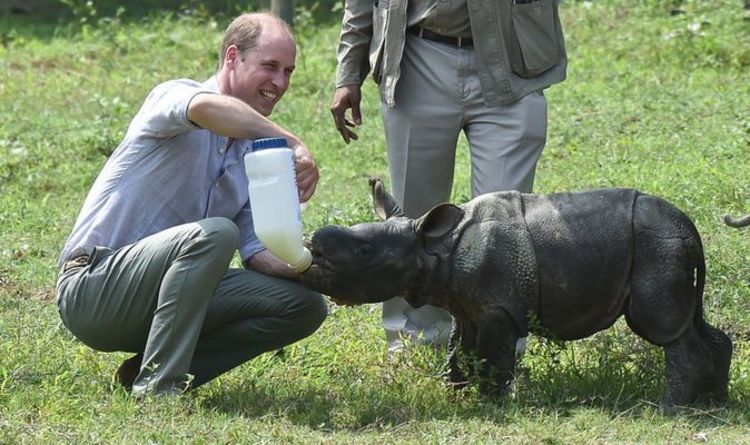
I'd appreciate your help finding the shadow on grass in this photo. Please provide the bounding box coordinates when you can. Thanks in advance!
[197,332,750,432]
[198,378,749,433]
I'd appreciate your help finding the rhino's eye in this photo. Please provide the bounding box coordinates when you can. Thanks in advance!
[352,244,373,258]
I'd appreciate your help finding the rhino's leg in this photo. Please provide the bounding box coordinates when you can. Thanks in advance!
[628,196,732,406]
[689,321,731,402]
[627,260,730,407]
[625,258,697,407]
[661,322,732,408]
[475,309,518,398]
[443,317,476,388]
[696,322,732,401]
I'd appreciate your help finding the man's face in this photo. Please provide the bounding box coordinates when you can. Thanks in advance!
[229,25,296,116]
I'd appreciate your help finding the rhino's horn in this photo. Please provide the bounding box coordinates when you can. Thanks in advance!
[370,177,404,220]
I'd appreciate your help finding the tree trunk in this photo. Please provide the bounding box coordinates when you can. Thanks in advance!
[271,0,295,28]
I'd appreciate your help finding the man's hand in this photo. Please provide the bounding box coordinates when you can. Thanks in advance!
[247,250,300,279]
[330,85,362,143]
[292,144,319,203]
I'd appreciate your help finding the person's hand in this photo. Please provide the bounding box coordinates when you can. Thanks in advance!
[247,250,300,279]
[330,85,362,143]
[292,144,319,203]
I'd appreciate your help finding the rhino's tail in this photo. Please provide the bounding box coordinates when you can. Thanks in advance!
[686,218,710,331]
[693,245,707,330]
[689,219,732,359]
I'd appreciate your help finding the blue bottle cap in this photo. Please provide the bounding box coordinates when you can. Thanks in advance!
[252,137,288,151]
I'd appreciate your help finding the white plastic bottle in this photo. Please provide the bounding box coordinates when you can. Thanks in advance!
[244,137,312,273]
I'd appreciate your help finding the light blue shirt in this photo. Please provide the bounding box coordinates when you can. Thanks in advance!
[59,77,264,266]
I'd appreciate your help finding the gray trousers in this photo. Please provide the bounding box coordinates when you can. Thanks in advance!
[380,34,547,351]
[56,217,327,396]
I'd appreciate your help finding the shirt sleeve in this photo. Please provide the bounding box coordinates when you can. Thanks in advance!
[335,0,376,88]
[234,202,266,264]
[128,79,215,138]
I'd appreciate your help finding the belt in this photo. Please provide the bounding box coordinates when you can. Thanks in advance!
[63,255,90,272]
[408,26,473,48]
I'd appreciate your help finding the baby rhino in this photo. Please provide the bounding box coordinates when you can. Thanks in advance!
[302,179,732,407]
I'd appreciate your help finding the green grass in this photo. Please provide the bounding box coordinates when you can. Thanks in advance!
[2,0,750,443]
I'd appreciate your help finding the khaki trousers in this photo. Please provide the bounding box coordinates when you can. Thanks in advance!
[57,217,327,395]
[380,34,547,351]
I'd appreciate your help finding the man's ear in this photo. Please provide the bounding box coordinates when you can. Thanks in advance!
[370,177,403,221]
[416,203,464,252]
[224,45,239,69]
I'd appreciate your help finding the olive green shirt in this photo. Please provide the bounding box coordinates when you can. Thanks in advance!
[418,0,472,39]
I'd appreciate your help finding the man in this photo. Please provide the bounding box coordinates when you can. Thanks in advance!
[56,12,327,397]
[330,0,567,353]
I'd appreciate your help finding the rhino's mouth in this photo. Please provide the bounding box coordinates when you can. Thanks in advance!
[303,263,362,306]
[309,252,335,272]
[308,243,350,273]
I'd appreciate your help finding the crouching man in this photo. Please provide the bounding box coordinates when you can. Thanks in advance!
[56,12,327,397]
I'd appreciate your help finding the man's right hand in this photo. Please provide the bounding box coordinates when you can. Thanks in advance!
[330,85,362,143]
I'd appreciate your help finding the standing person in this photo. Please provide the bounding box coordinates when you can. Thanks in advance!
[56,12,328,397]
[330,0,567,353]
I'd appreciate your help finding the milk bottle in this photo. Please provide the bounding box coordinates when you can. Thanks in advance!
[244,137,312,273]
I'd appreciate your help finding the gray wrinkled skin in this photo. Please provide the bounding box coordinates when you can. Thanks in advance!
[302,179,732,407]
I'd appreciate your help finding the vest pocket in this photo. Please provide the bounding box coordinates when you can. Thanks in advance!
[509,0,560,78]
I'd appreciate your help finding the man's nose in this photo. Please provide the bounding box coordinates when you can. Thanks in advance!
[272,71,290,92]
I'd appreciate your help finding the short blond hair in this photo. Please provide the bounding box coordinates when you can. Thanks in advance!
[218,12,294,68]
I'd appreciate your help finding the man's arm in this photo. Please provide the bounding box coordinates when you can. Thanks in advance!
[335,0,376,88]
[331,0,375,143]
[187,92,292,141]
[187,93,318,201]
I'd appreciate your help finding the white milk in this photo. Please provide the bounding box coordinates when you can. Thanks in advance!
[244,137,312,273]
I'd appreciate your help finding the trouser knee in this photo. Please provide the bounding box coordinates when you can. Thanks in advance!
[195,217,239,259]
[293,291,328,338]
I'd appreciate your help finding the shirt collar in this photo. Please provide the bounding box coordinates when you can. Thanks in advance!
[202,75,221,93]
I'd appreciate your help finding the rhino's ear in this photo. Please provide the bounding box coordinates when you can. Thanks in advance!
[370,177,404,221]
[417,203,464,245]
